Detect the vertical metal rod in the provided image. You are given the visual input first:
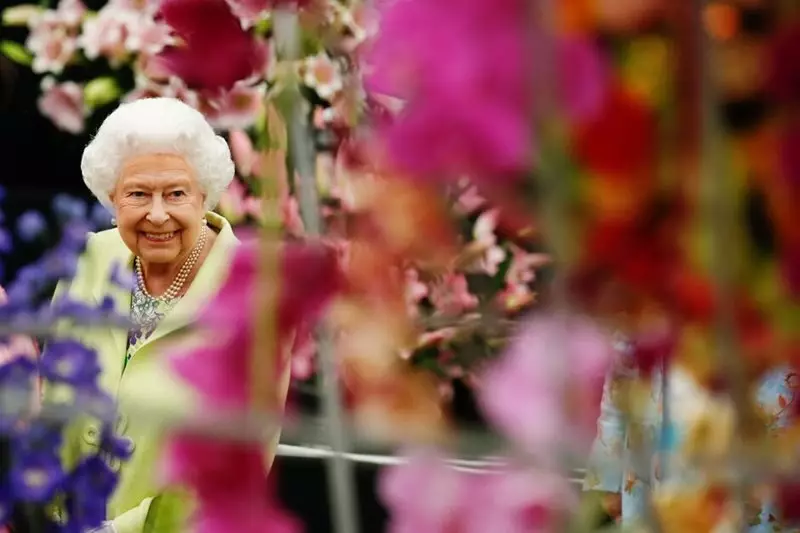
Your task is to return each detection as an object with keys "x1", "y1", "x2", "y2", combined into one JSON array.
[
  {"x1": 694, "y1": 0, "x2": 751, "y2": 528},
  {"x1": 273, "y1": 10, "x2": 361, "y2": 533}
]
